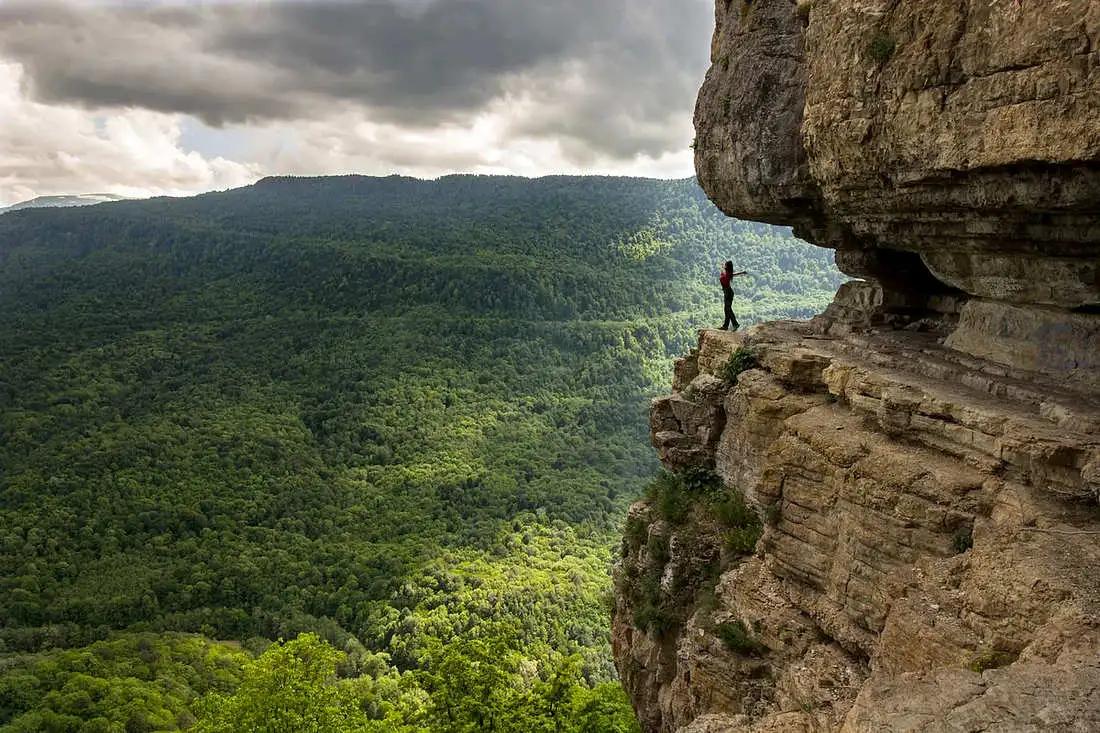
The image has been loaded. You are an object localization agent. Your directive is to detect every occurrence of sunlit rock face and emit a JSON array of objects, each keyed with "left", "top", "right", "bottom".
[
  {"left": 615, "top": 326, "right": 1100, "bottom": 733},
  {"left": 615, "top": 2, "right": 1100, "bottom": 731}
]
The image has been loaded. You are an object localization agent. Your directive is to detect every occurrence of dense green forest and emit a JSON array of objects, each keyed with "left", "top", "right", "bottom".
[{"left": 0, "top": 175, "right": 844, "bottom": 730}]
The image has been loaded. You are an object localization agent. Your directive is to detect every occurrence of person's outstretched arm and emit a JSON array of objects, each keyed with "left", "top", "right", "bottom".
[{"left": 733, "top": 271, "right": 748, "bottom": 277}]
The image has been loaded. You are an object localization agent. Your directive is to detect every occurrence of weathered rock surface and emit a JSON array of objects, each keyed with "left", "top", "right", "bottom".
[
  {"left": 613, "top": 326, "right": 1100, "bottom": 732},
  {"left": 694, "top": 0, "right": 1100, "bottom": 385},
  {"left": 616, "top": 2, "right": 1100, "bottom": 729}
]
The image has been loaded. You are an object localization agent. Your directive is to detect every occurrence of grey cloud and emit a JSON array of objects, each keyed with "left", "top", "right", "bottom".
[
  {"left": 0, "top": 4, "right": 300, "bottom": 124},
  {"left": 0, "top": 0, "right": 713, "bottom": 162}
]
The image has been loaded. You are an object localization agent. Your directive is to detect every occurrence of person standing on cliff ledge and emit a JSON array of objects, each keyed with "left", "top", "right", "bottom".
[{"left": 719, "top": 260, "right": 748, "bottom": 331}]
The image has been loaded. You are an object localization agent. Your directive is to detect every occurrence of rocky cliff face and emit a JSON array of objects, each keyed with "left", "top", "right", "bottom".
[
  {"left": 613, "top": 1, "right": 1100, "bottom": 731},
  {"left": 695, "top": 0, "right": 1100, "bottom": 383}
]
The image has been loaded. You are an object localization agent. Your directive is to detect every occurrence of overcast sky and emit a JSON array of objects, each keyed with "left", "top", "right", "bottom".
[{"left": 0, "top": 0, "right": 714, "bottom": 205}]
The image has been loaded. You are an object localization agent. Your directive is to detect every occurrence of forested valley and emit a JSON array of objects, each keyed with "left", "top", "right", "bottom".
[{"left": 0, "top": 175, "right": 844, "bottom": 731}]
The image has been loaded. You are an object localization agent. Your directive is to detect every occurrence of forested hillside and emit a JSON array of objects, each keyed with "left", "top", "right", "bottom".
[{"left": 0, "top": 175, "right": 844, "bottom": 730}]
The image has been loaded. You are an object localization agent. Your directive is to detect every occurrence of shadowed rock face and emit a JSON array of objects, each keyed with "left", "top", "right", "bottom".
[
  {"left": 694, "top": 0, "right": 1100, "bottom": 383},
  {"left": 615, "top": 2, "right": 1100, "bottom": 731},
  {"left": 693, "top": 0, "right": 821, "bottom": 234}
]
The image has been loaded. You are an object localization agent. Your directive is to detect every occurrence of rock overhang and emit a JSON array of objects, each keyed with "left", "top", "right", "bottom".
[{"left": 694, "top": 0, "right": 1100, "bottom": 377}]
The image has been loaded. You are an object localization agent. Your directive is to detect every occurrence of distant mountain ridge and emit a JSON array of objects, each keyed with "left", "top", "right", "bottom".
[{"left": 0, "top": 193, "right": 128, "bottom": 214}]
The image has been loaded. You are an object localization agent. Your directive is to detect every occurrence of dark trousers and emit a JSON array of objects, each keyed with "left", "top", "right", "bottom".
[{"left": 722, "top": 290, "right": 738, "bottom": 330}]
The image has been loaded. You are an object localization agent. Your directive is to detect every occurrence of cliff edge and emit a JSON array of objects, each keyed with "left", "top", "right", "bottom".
[{"left": 613, "top": 2, "right": 1100, "bottom": 731}]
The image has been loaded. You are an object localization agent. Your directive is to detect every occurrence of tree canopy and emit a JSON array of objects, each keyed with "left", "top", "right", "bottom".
[{"left": 0, "top": 175, "right": 844, "bottom": 730}]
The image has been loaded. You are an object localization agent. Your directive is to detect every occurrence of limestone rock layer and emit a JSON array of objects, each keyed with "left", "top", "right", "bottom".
[
  {"left": 614, "top": 326, "right": 1100, "bottom": 732},
  {"left": 614, "top": 1, "right": 1100, "bottom": 730},
  {"left": 694, "top": 0, "right": 1100, "bottom": 385}
]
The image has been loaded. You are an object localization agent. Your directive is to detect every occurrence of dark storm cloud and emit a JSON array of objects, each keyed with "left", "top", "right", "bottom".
[{"left": 0, "top": 0, "right": 713, "bottom": 162}]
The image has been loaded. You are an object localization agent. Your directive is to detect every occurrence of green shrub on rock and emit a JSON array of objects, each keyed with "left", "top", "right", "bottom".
[
  {"left": 715, "top": 620, "right": 767, "bottom": 656},
  {"left": 953, "top": 526, "right": 974, "bottom": 554},
  {"left": 725, "top": 525, "right": 762, "bottom": 556},
  {"left": 646, "top": 471, "right": 693, "bottom": 524},
  {"left": 720, "top": 347, "right": 761, "bottom": 385},
  {"left": 968, "top": 649, "right": 1016, "bottom": 674},
  {"left": 623, "top": 516, "right": 649, "bottom": 554},
  {"left": 868, "top": 32, "right": 896, "bottom": 63}
]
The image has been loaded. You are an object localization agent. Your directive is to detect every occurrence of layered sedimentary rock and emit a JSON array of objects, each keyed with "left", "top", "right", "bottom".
[
  {"left": 616, "top": 326, "right": 1100, "bottom": 732},
  {"left": 694, "top": 0, "right": 1100, "bottom": 382},
  {"left": 614, "top": 1, "right": 1100, "bottom": 731}
]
